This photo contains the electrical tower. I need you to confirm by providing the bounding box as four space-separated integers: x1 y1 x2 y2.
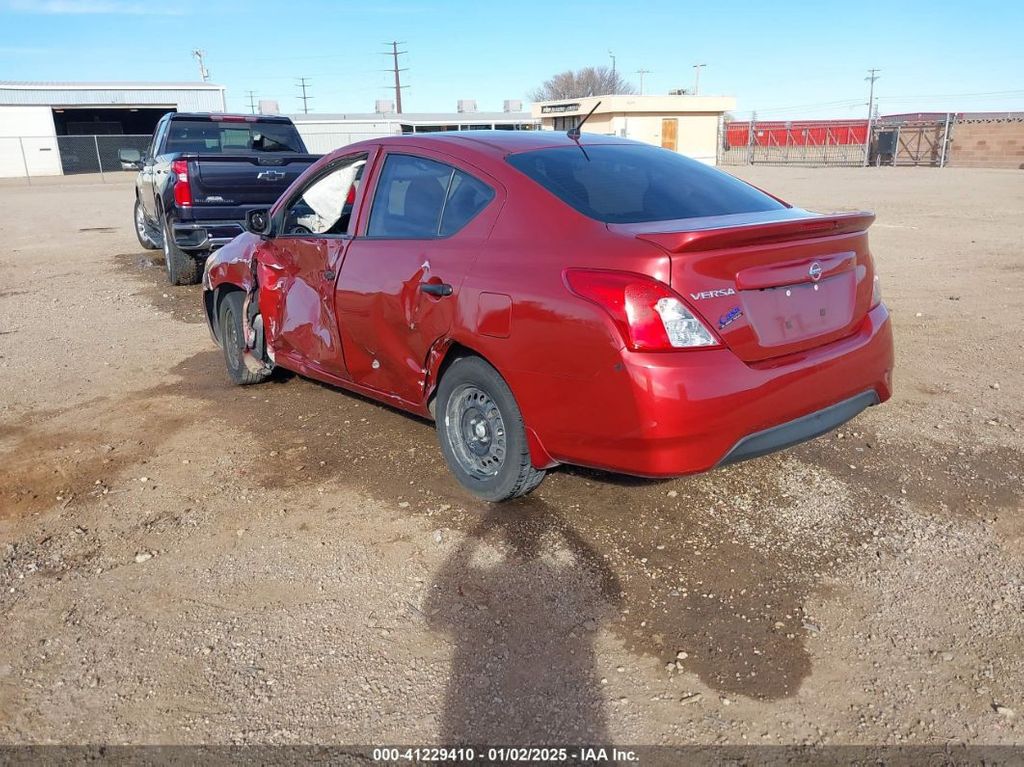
296 77 312 114
246 90 258 115
383 41 409 114
608 50 616 75
636 69 651 95
192 49 210 82
863 68 881 166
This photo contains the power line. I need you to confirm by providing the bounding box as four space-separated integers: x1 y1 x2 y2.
384 41 408 114
296 77 312 114
246 90 258 114
864 68 881 167
636 68 651 95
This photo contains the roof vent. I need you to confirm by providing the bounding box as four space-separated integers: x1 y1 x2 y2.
375 99 395 114
457 99 477 114
503 99 523 113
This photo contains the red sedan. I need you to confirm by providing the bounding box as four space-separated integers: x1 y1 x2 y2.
202 131 893 501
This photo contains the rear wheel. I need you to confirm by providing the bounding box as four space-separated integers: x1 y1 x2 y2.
435 356 545 502
217 291 271 386
162 214 202 286
133 198 160 250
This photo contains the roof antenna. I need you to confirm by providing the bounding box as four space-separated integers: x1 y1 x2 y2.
567 100 601 141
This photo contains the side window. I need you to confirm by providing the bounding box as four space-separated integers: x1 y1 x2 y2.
367 154 494 238
367 154 452 239
439 171 494 236
149 119 167 159
282 154 367 236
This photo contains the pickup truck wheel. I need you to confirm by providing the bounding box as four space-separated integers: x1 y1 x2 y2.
133 199 160 250
435 356 546 502
162 217 202 286
218 292 271 386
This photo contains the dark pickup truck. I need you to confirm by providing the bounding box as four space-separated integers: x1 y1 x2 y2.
121 112 319 284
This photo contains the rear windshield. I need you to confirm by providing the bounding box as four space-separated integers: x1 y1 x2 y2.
507 144 786 223
165 119 305 154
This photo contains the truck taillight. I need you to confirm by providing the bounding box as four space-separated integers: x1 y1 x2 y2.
172 160 192 207
564 269 720 351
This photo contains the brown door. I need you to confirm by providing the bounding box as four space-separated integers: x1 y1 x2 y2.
661 118 678 151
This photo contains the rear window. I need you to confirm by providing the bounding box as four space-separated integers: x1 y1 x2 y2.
164 119 304 154
506 144 785 223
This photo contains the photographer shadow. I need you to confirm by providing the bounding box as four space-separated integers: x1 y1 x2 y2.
425 501 621 744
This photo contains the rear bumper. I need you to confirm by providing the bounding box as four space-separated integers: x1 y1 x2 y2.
525 303 894 477
172 220 244 252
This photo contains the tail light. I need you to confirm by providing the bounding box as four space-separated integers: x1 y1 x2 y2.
172 160 192 207
867 252 882 308
565 269 719 351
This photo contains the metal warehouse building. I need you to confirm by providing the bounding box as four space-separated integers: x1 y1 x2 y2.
0 81 225 177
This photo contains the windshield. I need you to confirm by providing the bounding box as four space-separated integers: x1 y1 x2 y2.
165 120 305 154
507 144 786 223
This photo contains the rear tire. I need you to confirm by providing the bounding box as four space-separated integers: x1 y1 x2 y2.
134 198 160 250
162 215 202 286
218 291 271 386
435 356 545 502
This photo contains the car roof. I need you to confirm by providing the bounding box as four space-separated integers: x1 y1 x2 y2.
378 130 639 157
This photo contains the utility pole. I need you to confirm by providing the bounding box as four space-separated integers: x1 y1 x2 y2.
692 63 706 95
385 41 408 114
608 50 616 75
296 77 312 114
636 69 651 96
863 68 880 167
192 49 210 82
246 90 258 115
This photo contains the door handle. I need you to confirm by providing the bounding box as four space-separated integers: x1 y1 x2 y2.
420 282 453 297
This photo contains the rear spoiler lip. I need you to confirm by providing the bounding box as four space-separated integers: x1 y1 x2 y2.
612 209 876 253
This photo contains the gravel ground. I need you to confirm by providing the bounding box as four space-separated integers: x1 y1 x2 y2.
0 167 1021 747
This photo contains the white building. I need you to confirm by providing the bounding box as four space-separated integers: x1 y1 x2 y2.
532 94 736 165
0 81 225 177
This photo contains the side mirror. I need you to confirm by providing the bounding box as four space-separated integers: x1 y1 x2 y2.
118 148 142 169
245 208 274 237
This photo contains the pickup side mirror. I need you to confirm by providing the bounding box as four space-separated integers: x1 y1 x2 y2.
118 148 143 169
245 208 275 237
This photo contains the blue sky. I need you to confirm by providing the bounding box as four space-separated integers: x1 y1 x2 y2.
1 0 1022 119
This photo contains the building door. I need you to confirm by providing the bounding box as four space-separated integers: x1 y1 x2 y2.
661 118 678 151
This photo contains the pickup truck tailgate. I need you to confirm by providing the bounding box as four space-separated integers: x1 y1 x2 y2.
190 154 318 206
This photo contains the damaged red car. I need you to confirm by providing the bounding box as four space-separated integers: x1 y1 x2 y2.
202 131 893 501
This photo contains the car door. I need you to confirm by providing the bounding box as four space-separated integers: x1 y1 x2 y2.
335 149 499 404
255 150 371 381
139 116 167 219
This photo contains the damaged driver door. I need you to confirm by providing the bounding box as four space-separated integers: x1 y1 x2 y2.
256 152 370 381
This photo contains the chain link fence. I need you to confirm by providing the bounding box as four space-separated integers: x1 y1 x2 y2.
0 134 151 182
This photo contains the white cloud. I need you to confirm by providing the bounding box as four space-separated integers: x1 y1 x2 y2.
5 0 184 14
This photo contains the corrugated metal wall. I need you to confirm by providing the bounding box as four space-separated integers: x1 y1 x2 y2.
0 86 225 112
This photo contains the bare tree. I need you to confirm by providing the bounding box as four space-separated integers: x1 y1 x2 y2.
530 66 637 101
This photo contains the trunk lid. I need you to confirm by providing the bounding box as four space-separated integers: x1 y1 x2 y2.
610 209 876 362
188 154 318 206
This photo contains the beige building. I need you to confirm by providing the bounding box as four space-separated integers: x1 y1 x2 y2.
532 94 735 165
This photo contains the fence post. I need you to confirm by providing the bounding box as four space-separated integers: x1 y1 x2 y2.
746 113 755 165
93 135 105 181
18 137 32 185
939 113 951 168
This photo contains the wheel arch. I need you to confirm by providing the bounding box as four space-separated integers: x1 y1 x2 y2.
426 338 558 470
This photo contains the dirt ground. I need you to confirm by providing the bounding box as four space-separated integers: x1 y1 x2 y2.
0 166 1021 748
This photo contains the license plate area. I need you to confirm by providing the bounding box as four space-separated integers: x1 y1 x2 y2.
742 272 855 347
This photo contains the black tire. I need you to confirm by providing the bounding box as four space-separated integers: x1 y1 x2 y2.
161 214 202 286
435 355 546 502
217 291 271 386
133 198 160 250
